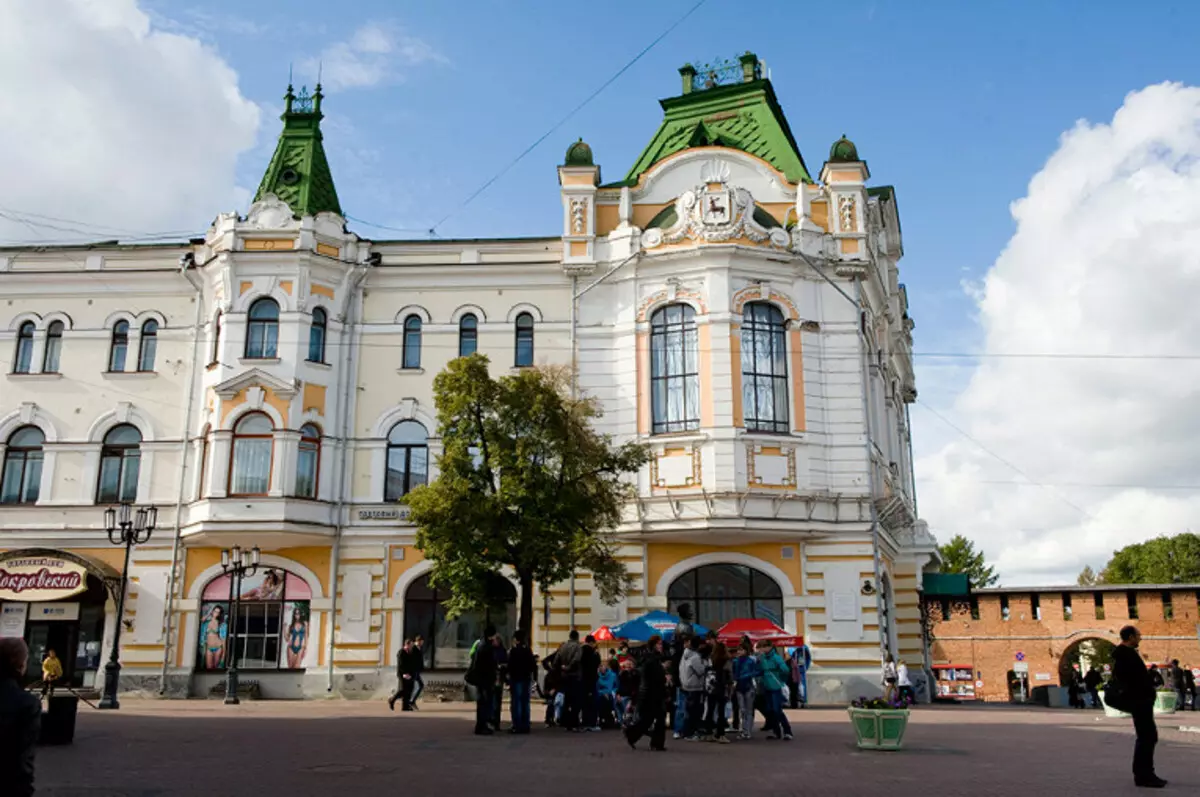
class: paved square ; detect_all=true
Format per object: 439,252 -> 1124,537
36,700 -> 1200,796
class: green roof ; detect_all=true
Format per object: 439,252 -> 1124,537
612,77 -> 812,188
253,85 -> 342,217
923,572 -> 971,596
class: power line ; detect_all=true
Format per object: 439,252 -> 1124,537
915,477 -> 1200,491
427,0 -> 710,235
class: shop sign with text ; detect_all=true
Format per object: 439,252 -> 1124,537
0,557 -> 88,602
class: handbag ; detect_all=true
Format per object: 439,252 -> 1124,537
1103,679 -> 1133,712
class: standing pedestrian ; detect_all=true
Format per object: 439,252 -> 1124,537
556,630 -> 584,730
490,634 -> 509,730
882,653 -> 899,702
1084,666 -> 1102,709
704,641 -> 733,743
507,630 -> 536,734
40,649 -> 62,699
581,634 -> 602,732
541,651 -> 562,727
678,635 -> 706,740
794,642 -> 812,707
1111,625 -> 1166,788
670,604 -> 696,737
0,638 -> 40,797
732,642 -> 761,739
786,648 -> 801,709
467,625 -> 499,735
625,635 -> 668,751
757,641 -> 793,740
896,659 -> 915,705
1183,665 -> 1196,711
1170,659 -> 1186,711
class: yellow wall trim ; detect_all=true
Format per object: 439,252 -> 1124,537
244,238 -> 294,251
316,243 -> 339,258
279,280 -> 293,295
311,283 -> 335,300
302,383 -> 326,416
807,555 -> 874,563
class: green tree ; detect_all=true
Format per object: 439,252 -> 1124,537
937,534 -> 999,588
1098,532 -> 1200,584
405,355 -> 651,638
1077,565 -> 1099,586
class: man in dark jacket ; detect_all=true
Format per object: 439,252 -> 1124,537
556,630 -> 584,730
1112,625 -> 1166,788
580,634 -> 602,732
0,637 -> 39,797
1170,659 -> 1186,711
1083,667 -> 1103,709
625,634 -> 668,751
469,625 -> 499,735
395,639 -> 423,711
507,631 -> 536,734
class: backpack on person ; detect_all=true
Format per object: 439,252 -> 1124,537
464,644 -> 481,686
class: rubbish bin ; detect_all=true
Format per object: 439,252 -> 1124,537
38,694 -> 78,746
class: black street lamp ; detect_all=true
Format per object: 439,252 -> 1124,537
98,502 -> 157,710
221,545 -> 260,705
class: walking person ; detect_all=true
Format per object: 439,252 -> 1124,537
704,640 -> 733,743
467,625 -> 499,735
556,630 -> 584,730
896,658 -> 915,705
388,638 -> 420,711
0,638 -> 40,797
733,642 -> 761,739
1183,665 -> 1196,711
882,653 -> 899,702
1112,625 -> 1167,788
507,630 -> 536,734
758,641 -> 793,740
625,635 -> 668,751
410,636 -> 426,709
40,649 -> 62,699
678,635 -> 706,740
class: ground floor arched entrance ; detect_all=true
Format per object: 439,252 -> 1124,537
403,572 -> 516,669
1058,636 -> 1116,686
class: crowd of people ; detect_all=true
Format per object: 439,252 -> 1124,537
446,603 -> 810,750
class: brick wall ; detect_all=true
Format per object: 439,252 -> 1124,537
927,588 -> 1200,702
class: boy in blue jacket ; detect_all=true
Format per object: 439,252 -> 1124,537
732,643 -> 762,739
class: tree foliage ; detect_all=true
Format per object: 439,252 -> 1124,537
1076,565 -> 1098,586
936,534 -> 999,588
404,355 -> 651,637
1097,532 -> 1200,584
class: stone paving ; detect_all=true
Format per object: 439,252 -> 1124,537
36,699 -> 1200,796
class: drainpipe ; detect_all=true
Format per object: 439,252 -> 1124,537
158,255 -> 207,695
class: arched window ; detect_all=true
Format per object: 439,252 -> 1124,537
97,424 -> 141,503
1,426 -> 44,504
108,321 -> 129,372
296,423 -> 321,499
404,571 -> 516,669
650,304 -> 699,433
402,315 -> 422,369
137,319 -> 158,372
12,321 -> 35,374
197,567 -> 312,671
385,420 -> 428,501
210,311 -> 222,365
42,321 -> 63,373
229,413 -> 274,496
307,307 -> 327,363
741,302 -> 789,433
514,312 -> 534,367
667,563 -> 784,630
245,298 -> 280,359
458,313 -> 478,357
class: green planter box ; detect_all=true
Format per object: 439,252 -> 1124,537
1153,691 -> 1178,715
848,707 -> 910,750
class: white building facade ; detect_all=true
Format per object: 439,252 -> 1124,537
0,59 -> 937,701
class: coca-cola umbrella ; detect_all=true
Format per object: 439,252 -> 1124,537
590,625 -> 616,642
716,618 -> 804,648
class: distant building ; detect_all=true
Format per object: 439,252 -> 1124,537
924,579 -> 1200,702
0,55 -> 933,701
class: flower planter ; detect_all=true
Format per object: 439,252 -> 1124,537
1097,690 -> 1131,718
848,707 -> 910,750
1153,691 -> 1178,715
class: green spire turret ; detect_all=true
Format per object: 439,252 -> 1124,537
253,83 -> 342,217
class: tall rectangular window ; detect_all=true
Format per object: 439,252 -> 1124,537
1127,590 -> 1139,620
1094,591 -> 1106,620
1062,592 -> 1073,621
1031,593 -> 1041,621
650,304 -> 699,434
1162,591 -> 1173,620
740,302 -> 790,433
969,597 -> 980,621
1000,595 -> 1010,621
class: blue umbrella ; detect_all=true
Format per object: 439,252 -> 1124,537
609,610 -> 709,643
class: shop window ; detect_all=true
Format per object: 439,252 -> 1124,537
1000,595 -> 1010,621
1062,592 -> 1073,621
1094,591 -> 1106,620
650,304 -> 699,434
1127,590 -> 1139,620
229,412 -> 274,496
295,424 -> 320,499
385,420 -> 428,501
1,426 -> 44,504
741,302 -> 790,433
245,298 -> 280,359
1162,591 -> 1173,620
666,563 -> 783,630
514,312 -> 534,367
137,319 -> 158,371
402,315 -> 422,369
108,320 -> 129,372
404,571 -> 515,669
12,321 -> 34,373
96,424 -> 141,503
42,321 -> 63,373
197,568 -> 312,671
458,313 -> 478,357
307,307 -> 327,363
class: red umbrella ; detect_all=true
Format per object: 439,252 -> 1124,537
716,618 -> 804,648
591,625 -> 615,641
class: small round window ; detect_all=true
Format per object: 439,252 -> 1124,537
280,168 -> 301,186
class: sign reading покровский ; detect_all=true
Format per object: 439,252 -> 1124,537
0,557 -> 89,602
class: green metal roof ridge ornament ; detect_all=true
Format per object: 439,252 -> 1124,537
252,80 -> 343,218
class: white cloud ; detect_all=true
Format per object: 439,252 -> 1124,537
0,0 -> 260,243
915,83 -> 1200,585
304,22 -> 443,91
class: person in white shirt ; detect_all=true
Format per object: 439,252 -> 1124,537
896,659 -> 915,704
